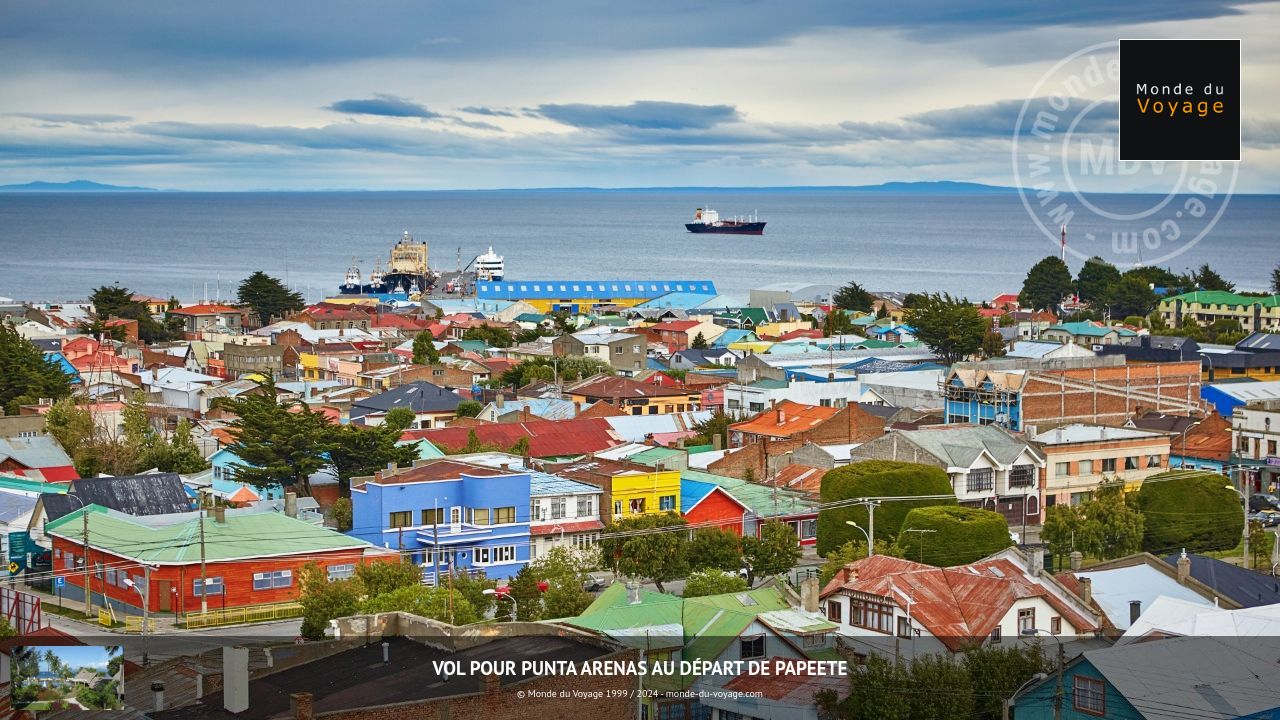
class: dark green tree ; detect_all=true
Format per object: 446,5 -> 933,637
354,559 -> 423,599
823,310 -> 857,338
0,322 -> 74,414
1191,263 -> 1235,292
326,420 -> 418,495
214,376 -> 333,495
689,411 -> 732,447
86,285 -> 179,343
741,521 -> 801,585
1135,471 -> 1243,553
508,546 -> 594,620
686,528 -> 743,572
834,281 -> 874,312
236,271 -> 304,326
599,513 -> 689,592
980,330 -> 1006,359
331,497 -> 353,531
455,399 -> 482,418
1109,273 -> 1159,318
682,569 -> 748,598
361,585 -> 480,624
412,332 -> 439,365
1018,256 -> 1074,311
461,324 -> 514,348
1272,263 -> 1280,293
1042,481 -> 1144,562
894,506 -> 1014,566
902,293 -> 986,365
298,562 -> 363,639
691,331 -> 708,349
1076,256 -> 1121,306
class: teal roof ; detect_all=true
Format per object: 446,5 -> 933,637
681,469 -> 817,517
1160,290 -> 1280,309
448,340 -> 490,352
1047,321 -> 1136,337
398,438 -> 446,460
46,506 -> 380,564
514,313 -> 547,323
0,475 -> 67,495
626,446 -> 686,466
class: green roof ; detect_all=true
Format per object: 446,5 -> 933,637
1046,321 -> 1135,337
718,307 -> 769,326
398,438 -> 446,460
1160,290 -> 1280,309
46,506 -> 378,564
684,444 -> 715,455
514,313 -> 547,323
626,447 -> 686,465
0,476 -> 66,495
681,469 -> 817,516
448,340 -> 490,352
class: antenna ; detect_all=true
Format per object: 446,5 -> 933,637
1060,225 -> 1067,263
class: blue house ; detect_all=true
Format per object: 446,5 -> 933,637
348,459 -> 531,581
208,447 -> 285,501
1014,636 -> 1280,719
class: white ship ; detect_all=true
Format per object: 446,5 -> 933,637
474,246 -> 505,282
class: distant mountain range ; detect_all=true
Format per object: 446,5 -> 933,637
0,180 -> 159,192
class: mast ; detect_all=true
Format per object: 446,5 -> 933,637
1060,225 -> 1067,263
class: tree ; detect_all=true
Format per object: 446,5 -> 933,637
683,569 -> 748,598
1108,273 -> 1159,318
1191,263 -> 1235,292
331,497 -> 353,531
44,399 -> 103,477
823,310 -> 857,338
0,321 -> 73,414
686,528 -> 743,572
326,422 -> 418,494
455,399 -> 482,418
599,513 -> 689,592
354,559 -> 422,599
980,330 -> 1006,359
1248,520 -> 1270,570
1134,471 -> 1242,553
1272,263 -> 1280,293
817,462 -> 956,556
894,506 -> 1014,566
361,585 -> 480,625
1019,256 -> 1074,311
158,419 -> 210,473
499,356 -> 613,388
834,281 -> 874,312
412,332 -> 439,365
461,324 -> 514,348
690,410 -> 732,446
1076,256 -> 1122,306
691,331 -> 708,349
299,562 -> 363,639
1041,480 -> 1143,563
86,284 -> 180,343
384,406 -> 417,431
237,271 -> 304,326
741,521 -> 801,585
902,293 -> 986,364
215,376 -> 334,495
447,570 -> 498,618
509,545 -> 594,620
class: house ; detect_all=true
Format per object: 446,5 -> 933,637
847,425 -> 1045,528
0,435 -> 78,483
682,469 -> 819,546
1125,410 -> 1231,471
1119,593 -> 1280,644
170,304 -> 243,334
650,319 -> 726,352
1057,552 -> 1239,632
681,479 -> 750,535
207,448 -> 286,502
713,329 -> 760,347
1230,398 -> 1280,493
820,550 -> 1101,658
404,417 -> 622,458
28,473 -> 197,546
1157,289 -> 1280,332
1040,321 -> 1138,348
602,410 -> 712,443
349,381 -> 460,428
565,375 -> 701,415
1005,340 -> 1097,360
70,668 -> 103,688
221,343 -> 290,379
725,400 -> 886,479
698,660 -> 848,720
1031,424 -> 1171,517
475,396 -> 581,422
1158,551 -> 1280,608
550,458 -> 682,520
348,460 -> 531,581
669,347 -> 742,370
552,328 -> 646,374
46,505 -> 393,614
560,582 -> 838,720
1013,635 -> 1280,720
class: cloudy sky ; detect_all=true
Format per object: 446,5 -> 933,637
2,1 -> 1278,191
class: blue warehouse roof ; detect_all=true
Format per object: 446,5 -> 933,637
529,471 -> 603,496
477,280 -> 717,300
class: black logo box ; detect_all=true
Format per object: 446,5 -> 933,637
1119,39 -> 1240,161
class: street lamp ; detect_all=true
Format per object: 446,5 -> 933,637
1225,485 -> 1250,568
845,521 -> 872,558
1003,672 -> 1048,720
121,566 -> 154,667
1021,628 -> 1064,720
482,588 -> 517,622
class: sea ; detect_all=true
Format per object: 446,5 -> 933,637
0,190 -> 1276,304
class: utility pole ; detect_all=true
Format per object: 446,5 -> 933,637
199,513 -> 208,614
432,521 -> 440,587
82,509 -> 92,617
854,499 -> 881,556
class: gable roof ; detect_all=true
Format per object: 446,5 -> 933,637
1160,553 -> 1280,608
569,375 -> 691,399
0,435 -> 76,473
172,304 -> 241,316
680,479 -> 747,515
350,381 -> 461,419
729,400 -> 840,438
889,425 -> 1040,468
403,417 -> 622,457
40,473 -> 192,521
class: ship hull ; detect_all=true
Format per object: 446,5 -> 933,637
685,222 -> 766,235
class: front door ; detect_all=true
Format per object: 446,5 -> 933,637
157,580 -> 173,611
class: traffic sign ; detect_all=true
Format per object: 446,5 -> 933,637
7,561 -> 18,575
55,576 -> 66,588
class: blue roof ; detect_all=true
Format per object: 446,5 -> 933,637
477,280 -> 716,300
530,471 -> 603,496
681,479 -> 719,512
713,329 -> 758,346
633,291 -> 723,310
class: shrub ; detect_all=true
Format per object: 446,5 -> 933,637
1134,470 -> 1244,554
817,461 -> 955,556
895,506 -> 1013,566
683,569 -> 748,598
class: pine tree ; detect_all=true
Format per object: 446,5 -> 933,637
0,322 -> 74,414
1018,256 -> 1073,311
236,271 -> 304,326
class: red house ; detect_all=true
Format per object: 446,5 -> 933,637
46,506 -> 395,616
681,478 -> 749,535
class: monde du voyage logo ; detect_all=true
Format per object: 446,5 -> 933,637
1120,39 -> 1241,161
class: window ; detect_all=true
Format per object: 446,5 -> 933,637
1078,460 -> 1094,475
531,501 -> 544,522
1124,456 -> 1139,470
1055,462 -> 1071,476
614,346 -> 623,354
64,553 -> 75,570
802,633 -> 826,648
253,570 -> 292,590
577,496 -> 593,516
1073,676 -> 1106,715
614,501 -> 623,516
1051,616 -> 1062,635
550,497 -> 566,520
629,498 -> 646,514
194,577 -> 225,595
327,564 -> 355,581
1101,458 -> 1116,473
475,545 -> 517,565
1009,464 -> 1036,488
1146,455 -> 1162,468
990,625 -> 1002,643
659,495 -> 676,511
389,511 -> 412,528
827,600 -> 843,623
493,506 -> 516,524
470,508 -> 490,526
739,635 -> 764,659
800,519 -> 817,539
966,468 -> 994,493
897,616 -> 913,638
421,508 -> 444,526
1018,608 -> 1035,634
851,598 -> 895,633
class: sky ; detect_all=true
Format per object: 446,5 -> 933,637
1,1 -> 1278,191
30,645 -> 116,673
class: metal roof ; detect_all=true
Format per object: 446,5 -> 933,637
1074,563 -> 1215,630
478,280 -> 716,300
0,436 -> 75,470
1032,423 -> 1168,445
603,411 -> 713,442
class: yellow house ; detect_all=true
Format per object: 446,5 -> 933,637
557,460 -> 682,520
297,351 -> 322,381
1158,290 -> 1280,332
756,320 -> 811,338
728,340 -> 775,354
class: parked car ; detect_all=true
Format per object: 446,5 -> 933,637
1248,510 -> 1280,528
582,575 -> 605,592
1249,493 -> 1280,512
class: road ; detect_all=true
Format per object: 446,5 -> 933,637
42,611 -> 303,663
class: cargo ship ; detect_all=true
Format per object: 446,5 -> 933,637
685,208 -> 766,235
338,231 -> 439,295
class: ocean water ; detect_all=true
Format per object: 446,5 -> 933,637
0,190 -> 1275,304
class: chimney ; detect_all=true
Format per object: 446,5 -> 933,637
223,646 -> 249,714
284,492 -> 297,519
713,434 -> 723,451
382,641 -> 390,664
1029,547 -> 1044,577
387,461 -> 398,473
1176,549 -> 1191,584
290,692 -> 314,720
800,576 -> 819,613
499,462 -> 510,471
214,506 -> 226,524
1079,577 -> 1092,606
151,682 -> 165,712
1069,550 -> 1083,571
496,393 -> 505,409
776,408 -> 785,425
627,581 -> 642,605
1129,600 -> 1142,625
522,406 -> 532,422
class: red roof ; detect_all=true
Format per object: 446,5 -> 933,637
571,375 -> 691,399
366,460 -> 506,485
821,554 -> 1098,652
730,400 -> 840,438
530,519 -> 605,536
769,464 -> 826,494
403,418 -> 622,458
650,320 -> 700,332
304,303 -> 373,320
775,328 -> 824,341
370,313 -> 428,330
172,303 -> 241,316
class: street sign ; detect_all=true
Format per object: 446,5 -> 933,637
1266,456 -> 1280,467
7,531 -> 27,562
55,576 -> 66,588
7,561 -> 18,575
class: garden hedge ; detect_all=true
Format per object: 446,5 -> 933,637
817,460 -> 955,556
1133,470 -> 1244,554
895,505 -> 1013,566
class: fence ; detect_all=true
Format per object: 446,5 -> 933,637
0,586 -> 41,634
124,616 -> 157,633
182,601 -> 303,629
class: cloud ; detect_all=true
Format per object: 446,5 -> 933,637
460,106 -> 519,118
325,94 -> 442,118
6,113 -> 132,126
533,101 -> 740,130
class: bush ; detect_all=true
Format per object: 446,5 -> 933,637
683,569 -> 748,598
895,506 -> 1014,566
1134,471 -> 1244,554
817,461 -> 956,556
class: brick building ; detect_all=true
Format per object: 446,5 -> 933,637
724,400 -> 886,478
1030,424 -> 1171,519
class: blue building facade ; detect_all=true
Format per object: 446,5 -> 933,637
348,462 -> 531,581
944,375 -> 1023,430
1015,658 -> 1142,720
208,448 -> 285,500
